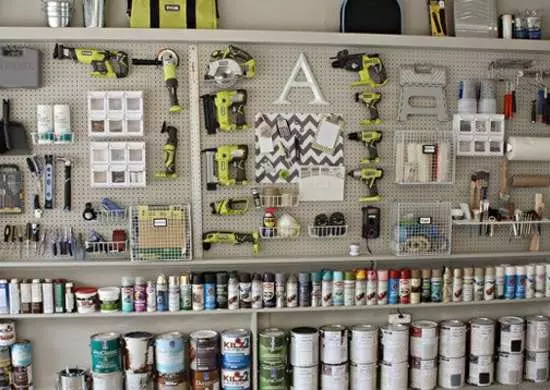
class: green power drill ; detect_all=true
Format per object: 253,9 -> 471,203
331,50 -> 388,87
202,90 -> 248,134
348,131 -> 382,164
53,44 -> 129,78
348,168 -> 383,203
202,231 -> 260,254
355,92 -> 382,125
155,122 -> 178,179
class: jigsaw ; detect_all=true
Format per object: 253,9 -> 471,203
53,44 -> 129,78
330,50 -> 388,87
202,231 -> 260,254
203,145 -> 249,190
202,90 -> 248,134
205,45 -> 256,87
210,198 -> 250,216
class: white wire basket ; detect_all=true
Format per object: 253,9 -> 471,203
307,225 -> 348,239
96,208 -> 128,223
394,130 -> 455,184
257,192 -> 299,208
259,226 -> 301,240
85,240 -> 128,254
392,201 -> 452,256
130,204 -> 192,261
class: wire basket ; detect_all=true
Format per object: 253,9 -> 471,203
130,204 -> 192,261
259,226 -> 301,240
392,202 -> 452,256
85,240 -> 128,254
307,225 -> 348,239
394,130 -> 455,184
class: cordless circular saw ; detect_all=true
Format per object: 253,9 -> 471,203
205,45 -> 256,87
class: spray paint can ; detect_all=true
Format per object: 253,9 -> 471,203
134,277 -> 146,312
42,278 -> 54,314
263,272 -> 276,308
322,271 -> 333,307
333,271 -> 344,306
399,269 -> 411,304
388,270 -> 400,305
474,267 -> 484,301
204,272 -> 216,311
421,269 -> 431,303
442,267 -> 452,303
9,279 -> 20,315
191,273 -> 204,311
228,271 -> 240,310
311,272 -> 322,307
217,272 -> 229,309
286,274 -> 298,308
376,270 -> 388,305
252,273 -> 264,309
410,269 -> 421,304
452,268 -> 462,303
121,276 -> 134,313
535,263 -> 545,298
430,269 -> 442,303
65,282 -> 75,313
355,269 -> 367,306
546,263 -> 550,297
180,273 -> 192,311
156,274 -> 168,312
504,265 -> 516,299
146,281 -> 156,312
299,272 -> 311,307
366,270 -> 377,305
463,267 -> 473,302
484,266 -> 495,301
526,264 -> 536,299
239,272 -> 252,309
469,318 -> 495,357
275,272 -> 286,308
495,265 -> 505,299
168,275 -> 181,312
31,278 -> 43,314
20,279 -> 31,314
516,265 -> 526,299
344,272 -> 356,306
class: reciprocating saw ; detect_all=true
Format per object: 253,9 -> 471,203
202,231 -> 260,254
355,92 -> 382,124
331,50 -> 388,87
348,168 -> 383,203
348,130 -> 382,164
202,90 -> 248,134
53,44 -> 129,78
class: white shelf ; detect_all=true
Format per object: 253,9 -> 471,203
4,27 -> 550,52
454,219 -> 550,226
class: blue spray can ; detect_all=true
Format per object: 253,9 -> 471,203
204,272 -> 217,310
515,265 -> 526,299
156,274 -> 168,311
504,265 -> 516,300
430,268 -> 442,303
333,271 -> 344,306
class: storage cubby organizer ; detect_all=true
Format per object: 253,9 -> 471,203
392,201 -> 452,256
454,113 -> 505,157
394,130 -> 455,185
88,91 -> 144,137
90,142 -> 146,188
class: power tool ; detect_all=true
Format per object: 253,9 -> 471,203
348,168 -> 383,202
210,198 -> 250,216
205,45 -> 256,87
202,231 -> 260,254
355,92 -> 382,125
202,90 -> 248,134
202,145 -> 249,190
330,50 -> 388,87
53,44 -> 129,78
348,130 -> 382,164
132,49 -> 183,113
155,122 -> 178,179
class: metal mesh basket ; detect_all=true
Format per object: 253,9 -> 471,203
130,204 -> 192,261
392,201 -> 452,256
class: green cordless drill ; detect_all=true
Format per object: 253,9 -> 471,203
53,44 -> 129,78
330,50 -> 388,87
348,168 -> 383,203
202,231 -> 260,254
155,122 -> 178,179
355,92 -> 382,125
348,130 -> 382,164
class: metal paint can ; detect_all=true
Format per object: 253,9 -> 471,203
0,347 -> 10,369
222,329 -> 251,369
0,320 -> 15,347
498,316 -> 525,353
439,320 -> 466,358
12,364 -> 33,388
290,327 -> 319,367
291,365 -> 318,390
496,351 -> 523,385
258,328 -> 288,366
221,367 -> 251,389
92,371 -> 123,390
259,364 -> 287,390
320,325 -> 348,365
190,330 -> 219,371
0,366 -> 9,387
526,315 -> 550,352
380,324 -> 409,363
468,355 -> 494,387
410,320 -> 438,360
410,358 -> 437,390
57,367 -> 91,390
320,362 -> 348,390
191,369 -> 220,390
123,331 -> 154,373
11,339 -> 32,367
349,362 -> 376,390
155,332 -> 186,375
438,356 -> 465,389
157,372 -> 187,390
90,332 -> 122,374
469,318 -> 495,356
380,361 -> 408,390
350,325 -> 377,364
525,351 -> 549,383
125,371 -> 153,390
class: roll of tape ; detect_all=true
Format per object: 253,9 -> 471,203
507,137 -> 550,161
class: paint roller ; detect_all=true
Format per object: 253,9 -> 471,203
506,137 -> 550,161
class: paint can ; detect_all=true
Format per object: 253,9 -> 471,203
438,356 -> 465,389
291,365 -> 318,390
320,362 -> 348,390
258,328 -> 288,366
410,358 -> 437,390
57,368 -> 91,390
123,331 -> 154,373
155,332 -> 185,375
92,372 -> 123,390
525,351 -> 549,383
157,372 -> 187,390
380,324 -> 409,363
526,315 -> 550,352
349,362 -> 376,390
468,355 -> 494,387
191,369 -> 220,390
350,325 -> 377,364
190,330 -> 219,372
0,320 -> 15,347
12,339 -> 32,368
125,371 -> 153,390
75,287 -> 98,314
222,367 -> 251,389
90,332 -> 122,374
439,320 -> 466,358
222,329 -> 251,369
380,361 -> 408,390
320,325 -> 348,365
97,287 -> 120,313
410,320 -> 438,360
469,318 -> 495,356
0,347 -> 10,369
12,364 -> 33,388
496,351 -> 523,385
259,364 -> 287,390
498,316 -> 525,353
290,327 -> 319,367
0,366 -> 9,387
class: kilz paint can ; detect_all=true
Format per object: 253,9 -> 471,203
380,324 -> 409,363
123,331 -> 154,373
439,320 -> 466,358
155,332 -> 185,375
410,320 -> 438,360
320,325 -> 348,365
468,355 -> 494,387
90,332 -> 122,374
526,315 -> 550,352
190,330 -> 219,372
320,362 -> 348,390
410,358 -> 437,390
380,361 -> 408,390
290,327 -> 319,367
469,318 -> 495,357
258,328 -> 287,366
496,351 -> 523,385
438,356 -> 465,389
525,351 -> 549,383
222,367 -> 251,389
222,329 -> 251,369
291,365 -> 318,390
349,362 -> 376,390
125,371 -> 153,390
350,325 -> 378,364
191,369 -> 220,390
157,372 -> 187,390
259,364 -> 287,390
92,371 -> 123,390
498,316 -> 525,353
0,320 -> 15,347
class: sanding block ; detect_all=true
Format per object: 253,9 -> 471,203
0,47 -> 41,89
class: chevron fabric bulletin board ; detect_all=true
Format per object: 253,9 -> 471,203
255,113 -> 344,183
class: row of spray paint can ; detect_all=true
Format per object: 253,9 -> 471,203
0,320 -> 33,390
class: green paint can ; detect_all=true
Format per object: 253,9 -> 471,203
90,332 -> 122,374
258,328 -> 288,366
259,364 -> 287,390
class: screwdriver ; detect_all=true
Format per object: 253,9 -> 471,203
25,223 -> 31,257
17,226 -> 23,261
31,223 -> 40,255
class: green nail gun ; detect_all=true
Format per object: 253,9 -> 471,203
210,198 -> 250,215
331,50 -> 388,87
53,44 -> 129,78
348,130 -> 382,164
348,168 -> 383,202
202,231 -> 260,254
155,122 -> 178,179
355,92 -> 382,125
202,144 -> 249,190
202,90 -> 248,134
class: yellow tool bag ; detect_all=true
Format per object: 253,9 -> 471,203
128,0 -> 218,28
